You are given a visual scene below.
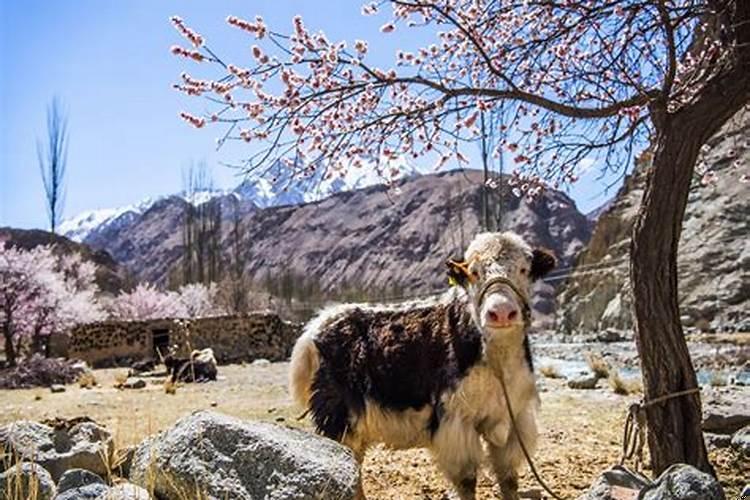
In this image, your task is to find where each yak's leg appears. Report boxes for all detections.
[431,417,483,500]
[486,408,538,500]
[342,429,368,500]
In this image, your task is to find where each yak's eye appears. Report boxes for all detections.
[520,268,528,275]
[471,269,480,279]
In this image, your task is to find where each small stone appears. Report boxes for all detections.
[568,374,599,390]
[731,425,750,456]
[210,401,218,407]
[56,483,110,500]
[122,378,146,389]
[50,384,66,393]
[57,468,106,492]
[703,432,732,450]
[102,483,151,499]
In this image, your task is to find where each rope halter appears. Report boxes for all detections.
[476,275,532,326]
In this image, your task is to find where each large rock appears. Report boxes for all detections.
[0,420,114,481]
[702,392,750,434]
[0,462,57,500]
[639,464,724,500]
[576,465,650,500]
[130,411,359,500]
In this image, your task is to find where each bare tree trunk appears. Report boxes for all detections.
[631,65,749,474]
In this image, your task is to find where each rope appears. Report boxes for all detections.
[619,387,701,470]
[496,365,566,500]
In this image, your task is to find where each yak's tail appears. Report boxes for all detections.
[288,328,320,410]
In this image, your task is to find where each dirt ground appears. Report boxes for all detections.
[0,362,745,499]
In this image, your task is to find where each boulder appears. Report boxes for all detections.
[0,462,56,500]
[730,425,749,456]
[568,374,599,390]
[0,420,114,481]
[576,465,650,499]
[639,464,724,499]
[50,384,66,393]
[129,411,359,500]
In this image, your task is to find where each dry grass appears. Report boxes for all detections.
[77,371,98,389]
[112,372,128,389]
[585,352,611,379]
[0,363,745,499]
[709,371,728,387]
[539,364,563,379]
[609,371,643,395]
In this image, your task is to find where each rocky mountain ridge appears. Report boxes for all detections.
[556,110,750,334]
[76,169,593,324]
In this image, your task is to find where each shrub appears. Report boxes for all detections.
[585,352,611,379]
[609,371,642,395]
[539,364,562,379]
[0,354,85,389]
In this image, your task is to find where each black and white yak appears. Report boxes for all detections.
[289,232,556,500]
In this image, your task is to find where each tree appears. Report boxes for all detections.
[171,2,750,474]
[177,282,225,318]
[107,283,186,321]
[0,245,103,366]
[38,97,69,234]
[181,163,223,286]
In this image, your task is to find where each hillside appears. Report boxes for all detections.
[556,110,750,335]
[77,169,593,323]
[0,227,132,294]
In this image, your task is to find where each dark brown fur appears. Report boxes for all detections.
[309,293,533,441]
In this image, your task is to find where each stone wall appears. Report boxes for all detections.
[59,313,301,367]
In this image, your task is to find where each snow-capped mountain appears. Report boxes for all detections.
[61,161,427,243]
[59,197,160,243]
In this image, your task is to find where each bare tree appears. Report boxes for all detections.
[181,162,223,286]
[38,98,68,234]
[172,1,750,474]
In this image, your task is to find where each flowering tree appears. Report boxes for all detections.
[0,245,104,366]
[107,283,187,321]
[171,1,750,474]
[177,282,225,318]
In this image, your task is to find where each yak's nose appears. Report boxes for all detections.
[483,295,520,327]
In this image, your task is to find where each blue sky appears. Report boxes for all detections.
[1,1,625,230]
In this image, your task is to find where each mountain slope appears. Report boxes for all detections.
[80,169,592,324]
[0,227,132,294]
[556,110,750,334]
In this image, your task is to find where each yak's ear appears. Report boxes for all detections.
[530,248,556,280]
[446,258,471,287]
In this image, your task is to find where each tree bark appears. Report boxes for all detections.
[3,323,16,368]
[631,63,749,474]
[630,121,713,475]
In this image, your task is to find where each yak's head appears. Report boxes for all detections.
[446,232,555,339]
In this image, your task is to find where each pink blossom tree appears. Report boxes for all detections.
[107,283,187,321]
[171,1,750,473]
[177,282,226,318]
[0,245,104,366]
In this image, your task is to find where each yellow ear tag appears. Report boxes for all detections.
[448,276,458,287]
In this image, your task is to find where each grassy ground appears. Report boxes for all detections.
[0,363,745,499]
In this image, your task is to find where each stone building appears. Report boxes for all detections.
[51,313,301,367]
